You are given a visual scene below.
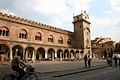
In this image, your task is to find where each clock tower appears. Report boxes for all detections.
[73,11,91,55]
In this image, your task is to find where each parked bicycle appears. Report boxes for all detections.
[2,64,38,80]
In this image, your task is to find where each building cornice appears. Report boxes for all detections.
[0,12,73,35]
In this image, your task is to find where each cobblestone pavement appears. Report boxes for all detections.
[0,60,107,80]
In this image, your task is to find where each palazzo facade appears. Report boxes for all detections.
[0,11,91,62]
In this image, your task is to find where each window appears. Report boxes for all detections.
[58,37,63,44]
[19,29,27,39]
[35,32,42,41]
[67,38,71,44]
[48,35,53,43]
[0,27,9,37]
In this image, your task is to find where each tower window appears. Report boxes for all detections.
[67,38,71,45]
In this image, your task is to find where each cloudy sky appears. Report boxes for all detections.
[0,0,120,41]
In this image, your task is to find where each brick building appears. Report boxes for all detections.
[91,37,117,59]
[0,11,91,62]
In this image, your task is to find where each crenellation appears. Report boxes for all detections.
[0,12,73,34]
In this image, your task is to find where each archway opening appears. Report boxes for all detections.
[36,47,45,61]
[64,49,69,61]
[48,48,55,61]
[25,47,34,61]
[12,45,23,60]
[0,44,10,61]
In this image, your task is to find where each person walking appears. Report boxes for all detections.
[84,54,87,68]
[107,55,112,67]
[88,55,92,67]
[113,56,118,67]
[119,58,120,67]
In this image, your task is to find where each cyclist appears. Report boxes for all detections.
[11,53,26,80]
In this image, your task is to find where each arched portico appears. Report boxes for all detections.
[12,45,23,60]
[25,47,35,62]
[70,50,75,60]
[36,47,45,61]
[48,48,55,61]
[64,49,69,60]
[0,44,10,61]
[57,49,63,61]
[75,50,80,60]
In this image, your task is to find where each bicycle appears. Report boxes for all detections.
[2,64,38,80]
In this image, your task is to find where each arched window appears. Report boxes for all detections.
[86,39,90,49]
[0,26,9,36]
[67,37,71,44]
[58,36,63,44]
[48,35,53,43]
[19,29,27,39]
[35,32,42,41]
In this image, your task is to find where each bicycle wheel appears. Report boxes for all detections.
[24,73,37,80]
[2,74,17,80]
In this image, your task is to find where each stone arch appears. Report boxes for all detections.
[84,27,90,33]
[0,26,9,36]
[35,32,42,41]
[75,50,80,60]
[36,47,45,61]
[0,44,10,61]
[58,36,63,44]
[19,29,28,39]
[70,50,75,59]
[57,49,63,60]
[12,45,23,60]
[48,48,55,61]
[25,47,35,61]
[48,34,54,43]
[64,49,69,60]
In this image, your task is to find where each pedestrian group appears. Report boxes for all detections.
[84,54,92,68]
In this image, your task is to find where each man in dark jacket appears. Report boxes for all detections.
[11,55,25,80]
[84,55,87,67]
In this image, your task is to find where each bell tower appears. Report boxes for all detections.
[73,11,91,55]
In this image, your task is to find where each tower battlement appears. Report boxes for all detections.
[73,11,90,24]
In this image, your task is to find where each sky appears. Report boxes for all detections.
[0,0,120,41]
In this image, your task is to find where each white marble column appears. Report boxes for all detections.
[26,50,28,60]
[54,50,57,60]
[23,48,25,61]
[10,48,13,62]
[52,52,54,61]
[65,53,67,59]
[60,52,62,61]
[32,50,35,62]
